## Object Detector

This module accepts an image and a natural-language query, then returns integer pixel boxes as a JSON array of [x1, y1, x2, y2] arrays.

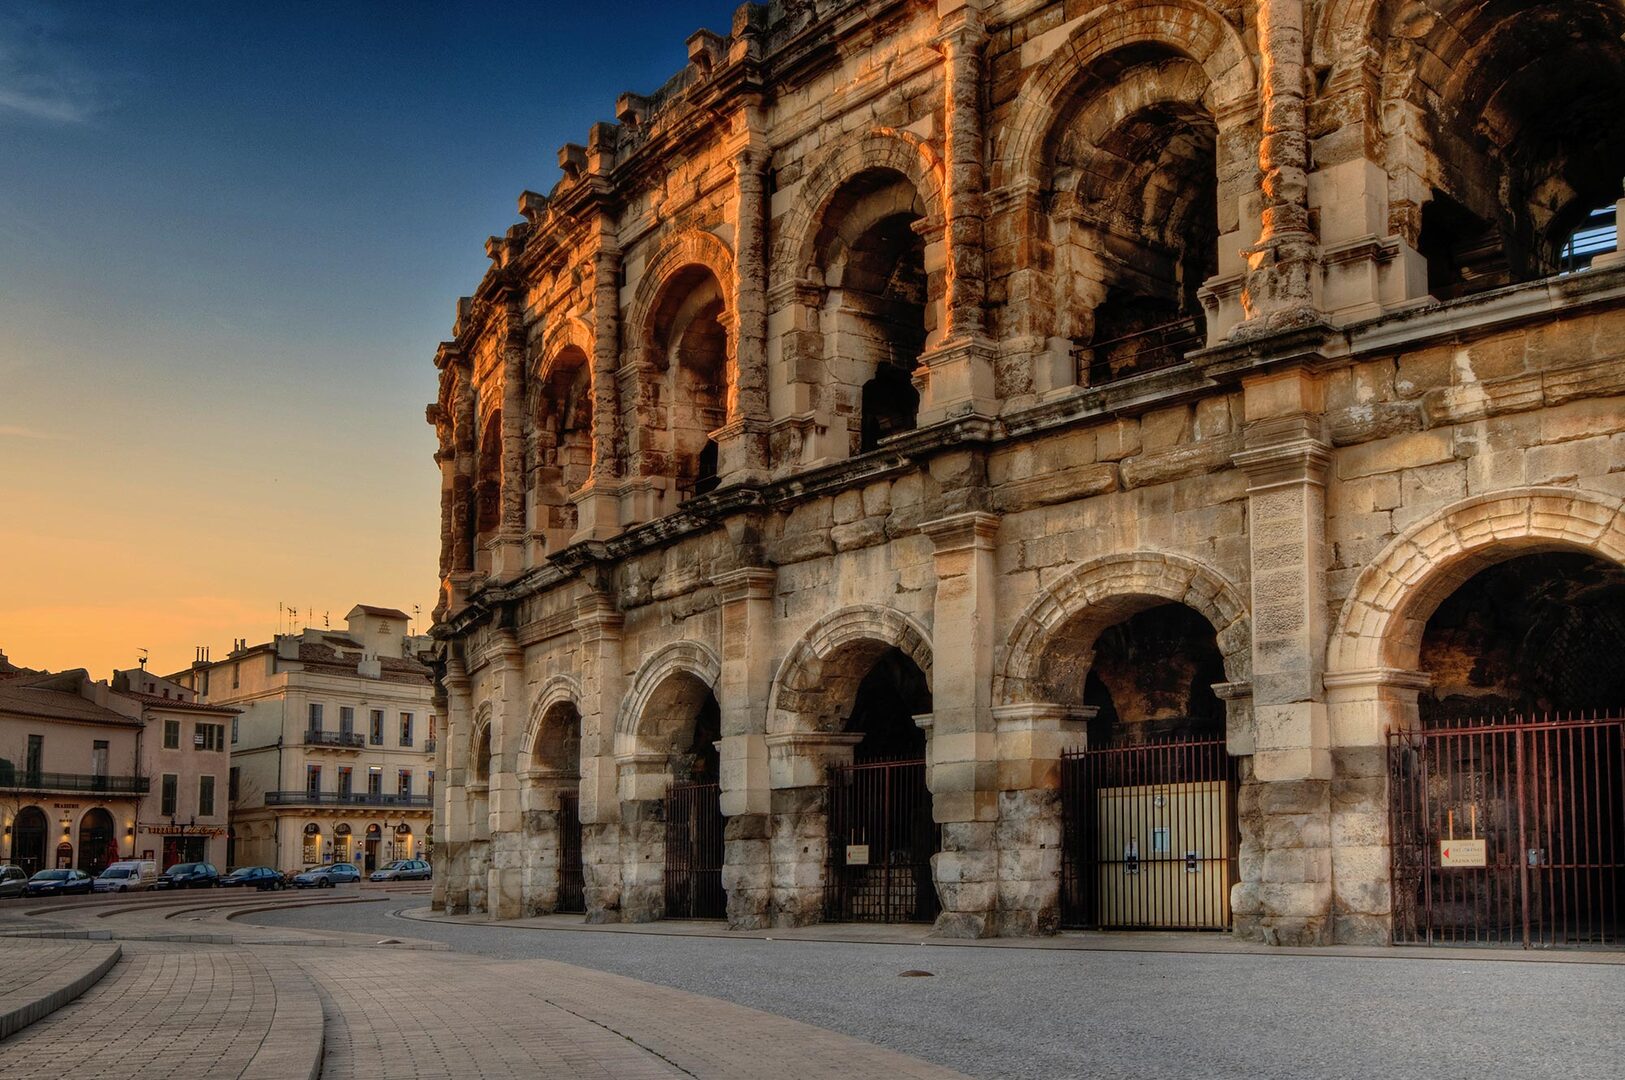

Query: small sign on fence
[[846, 844, 870, 866], [1440, 838, 1487, 868]]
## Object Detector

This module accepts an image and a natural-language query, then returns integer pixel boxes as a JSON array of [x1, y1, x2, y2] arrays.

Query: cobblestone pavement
[[249, 900, 1625, 1080]]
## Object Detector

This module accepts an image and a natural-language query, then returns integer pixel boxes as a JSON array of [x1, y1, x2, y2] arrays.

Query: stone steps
[[0, 940, 122, 1041]]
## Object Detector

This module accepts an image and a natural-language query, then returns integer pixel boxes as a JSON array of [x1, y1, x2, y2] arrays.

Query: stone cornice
[[1322, 668, 1433, 691], [715, 567, 776, 603], [920, 511, 1000, 553]]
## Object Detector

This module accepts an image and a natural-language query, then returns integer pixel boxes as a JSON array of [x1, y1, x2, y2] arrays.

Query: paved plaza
[[2, 886, 1622, 1079]]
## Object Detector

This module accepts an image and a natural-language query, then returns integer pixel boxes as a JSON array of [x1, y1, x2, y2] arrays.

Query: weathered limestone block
[[582, 822, 622, 924], [722, 812, 771, 929], [932, 821, 997, 938], [769, 785, 828, 927]]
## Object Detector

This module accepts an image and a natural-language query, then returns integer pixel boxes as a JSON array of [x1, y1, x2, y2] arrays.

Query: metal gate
[[663, 780, 725, 919], [1060, 736, 1238, 930], [557, 791, 585, 914], [825, 759, 940, 923], [1389, 713, 1624, 948]]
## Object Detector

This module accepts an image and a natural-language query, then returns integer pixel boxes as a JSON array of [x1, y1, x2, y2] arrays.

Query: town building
[[174, 606, 437, 874], [1, 653, 233, 874], [426, 0, 1625, 949]]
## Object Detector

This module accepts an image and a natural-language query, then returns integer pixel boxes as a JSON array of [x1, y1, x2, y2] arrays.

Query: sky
[[0, 0, 735, 678]]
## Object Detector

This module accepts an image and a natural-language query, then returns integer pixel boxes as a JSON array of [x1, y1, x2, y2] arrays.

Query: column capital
[[715, 566, 776, 603], [1232, 436, 1331, 491], [920, 510, 1000, 553], [1322, 667, 1432, 692], [573, 593, 623, 637]]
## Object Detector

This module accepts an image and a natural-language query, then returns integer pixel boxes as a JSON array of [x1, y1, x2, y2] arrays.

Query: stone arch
[[992, 0, 1256, 192], [767, 605, 935, 736], [520, 674, 584, 758], [535, 317, 594, 385], [771, 129, 946, 285], [613, 640, 722, 754], [1327, 488, 1625, 676], [995, 551, 1251, 707], [626, 230, 737, 359], [470, 702, 494, 783]]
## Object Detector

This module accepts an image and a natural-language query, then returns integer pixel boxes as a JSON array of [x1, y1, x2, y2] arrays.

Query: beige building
[[1, 654, 232, 874], [176, 606, 436, 874], [427, 0, 1625, 950]]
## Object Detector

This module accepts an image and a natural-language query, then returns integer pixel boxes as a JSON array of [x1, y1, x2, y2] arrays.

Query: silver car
[[369, 858, 431, 882], [0, 864, 27, 899]]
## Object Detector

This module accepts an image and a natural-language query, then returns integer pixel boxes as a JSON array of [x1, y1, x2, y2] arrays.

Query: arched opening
[[472, 724, 492, 784], [11, 805, 47, 875], [813, 169, 929, 453], [1392, 549, 1625, 946], [77, 808, 116, 875], [1042, 51, 1218, 382], [827, 646, 939, 924], [473, 411, 502, 573], [1039, 598, 1237, 931], [334, 822, 353, 866], [1403, 0, 1625, 298], [647, 266, 728, 499], [532, 348, 593, 549], [533, 700, 585, 915]]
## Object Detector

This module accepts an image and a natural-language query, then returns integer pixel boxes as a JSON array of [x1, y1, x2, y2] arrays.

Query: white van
[[93, 860, 157, 893]]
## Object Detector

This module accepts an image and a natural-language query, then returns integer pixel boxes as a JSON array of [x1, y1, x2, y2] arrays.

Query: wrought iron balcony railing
[[305, 729, 366, 749], [0, 769, 150, 795], [424, 738, 436, 754], [264, 790, 431, 808]]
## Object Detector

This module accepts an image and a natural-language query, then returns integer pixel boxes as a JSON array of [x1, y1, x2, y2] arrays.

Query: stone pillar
[[991, 703, 1093, 935], [486, 630, 525, 919], [920, 511, 1000, 937], [518, 767, 573, 915], [1324, 667, 1431, 943], [716, 568, 775, 928], [451, 358, 477, 601], [1237, 0, 1319, 335], [616, 752, 667, 923], [493, 315, 527, 578], [441, 655, 473, 914], [767, 732, 862, 926], [1230, 368, 1334, 944], [715, 137, 772, 485], [574, 590, 625, 922], [572, 214, 623, 543], [918, 2, 996, 425]]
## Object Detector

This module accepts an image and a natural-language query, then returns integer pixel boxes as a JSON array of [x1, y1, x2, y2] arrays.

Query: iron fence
[[825, 758, 940, 924], [558, 790, 585, 914], [664, 780, 726, 919]]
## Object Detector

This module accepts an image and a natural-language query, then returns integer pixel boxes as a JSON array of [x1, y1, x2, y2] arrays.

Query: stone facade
[[427, 0, 1625, 945]]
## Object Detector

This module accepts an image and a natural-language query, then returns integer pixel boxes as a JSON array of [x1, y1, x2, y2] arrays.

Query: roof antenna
[[137, 648, 149, 670]]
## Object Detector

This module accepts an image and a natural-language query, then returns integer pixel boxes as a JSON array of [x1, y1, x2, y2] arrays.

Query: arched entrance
[[11, 806, 47, 875], [528, 696, 584, 914], [825, 647, 939, 924], [77, 808, 117, 875], [364, 823, 382, 873], [1389, 551, 1625, 947], [333, 823, 353, 865]]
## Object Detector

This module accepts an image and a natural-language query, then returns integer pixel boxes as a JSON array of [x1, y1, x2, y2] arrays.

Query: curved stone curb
[[0, 942, 121, 1042], [239, 953, 324, 1080]]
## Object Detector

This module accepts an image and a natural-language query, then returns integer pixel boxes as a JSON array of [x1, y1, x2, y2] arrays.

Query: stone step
[[0, 940, 122, 1041]]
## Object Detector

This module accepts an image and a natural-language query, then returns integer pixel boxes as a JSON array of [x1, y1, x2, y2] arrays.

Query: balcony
[[264, 790, 432, 808], [305, 729, 365, 749], [424, 738, 436, 754], [0, 769, 150, 795]]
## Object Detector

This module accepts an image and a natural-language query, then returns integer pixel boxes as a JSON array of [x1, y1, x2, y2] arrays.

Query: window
[[339, 706, 355, 735], [367, 767, 382, 796], [338, 766, 353, 797], [231, 717, 239, 744], [398, 769, 412, 797], [163, 720, 180, 749], [26, 734, 42, 775], [428, 770, 435, 799], [231, 663, 240, 690], [92, 740, 109, 778], [198, 775, 216, 817], [229, 767, 239, 802], [306, 764, 322, 794], [400, 713, 414, 747], [308, 703, 323, 731], [201, 669, 210, 697], [161, 774, 178, 816], [195, 723, 224, 752], [369, 710, 384, 745]]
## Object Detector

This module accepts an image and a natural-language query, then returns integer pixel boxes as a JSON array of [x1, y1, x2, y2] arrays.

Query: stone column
[[485, 630, 526, 919], [493, 314, 527, 578], [429, 681, 450, 911], [616, 752, 668, 922], [767, 732, 862, 926], [1238, 0, 1319, 335], [991, 703, 1093, 935], [1324, 666, 1431, 943], [519, 766, 571, 915], [918, 2, 996, 425], [572, 215, 623, 542], [715, 138, 772, 485], [441, 655, 473, 914], [1230, 368, 1334, 945], [574, 590, 624, 922], [920, 510, 1000, 937], [716, 567, 775, 928], [451, 358, 477, 599]]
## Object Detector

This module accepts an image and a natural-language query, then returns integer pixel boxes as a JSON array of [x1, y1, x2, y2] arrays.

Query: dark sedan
[[152, 862, 221, 890], [221, 866, 286, 891], [292, 862, 360, 888], [369, 859, 431, 882], [22, 868, 94, 897]]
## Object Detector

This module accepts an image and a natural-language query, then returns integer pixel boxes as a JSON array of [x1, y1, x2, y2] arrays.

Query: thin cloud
[[0, 424, 62, 439], [0, 10, 104, 126]]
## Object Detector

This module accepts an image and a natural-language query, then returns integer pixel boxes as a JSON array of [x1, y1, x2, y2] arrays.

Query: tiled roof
[[119, 690, 242, 715], [0, 673, 143, 726], [349, 604, 411, 620]]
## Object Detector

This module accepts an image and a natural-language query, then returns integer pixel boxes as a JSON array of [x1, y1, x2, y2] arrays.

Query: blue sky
[[0, 1, 735, 674]]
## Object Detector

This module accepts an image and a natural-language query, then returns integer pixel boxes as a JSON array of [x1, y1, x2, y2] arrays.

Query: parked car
[[221, 866, 286, 891], [0, 864, 29, 899], [291, 863, 360, 888], [93, 860, 158, 893], [369, 859, 432, 882], [23, 868, 94, 897], [152, 862, 221, 890]]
